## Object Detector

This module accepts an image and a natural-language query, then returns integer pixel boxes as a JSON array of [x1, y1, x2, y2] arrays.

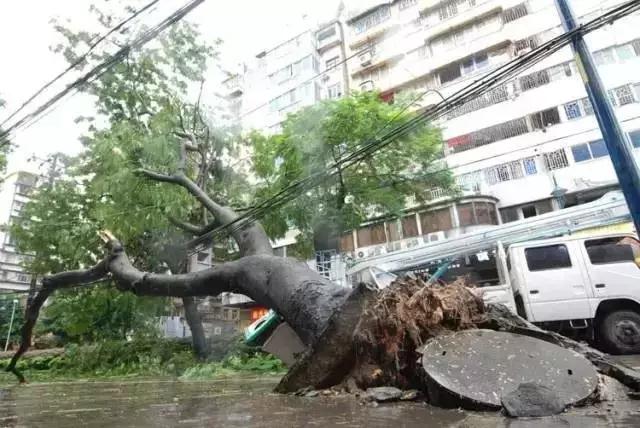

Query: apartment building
[[329, 0, 640, 260], [0, 171, 37, 292], [225, 15, 350, 135]]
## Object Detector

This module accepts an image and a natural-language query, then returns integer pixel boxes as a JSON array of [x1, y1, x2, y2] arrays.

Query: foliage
[[0, 97, 9, 175], [0, 294, 24, 347], [251, 91, 452, 255], [10, 2, 246, 343], [0, 338, 285, 384]]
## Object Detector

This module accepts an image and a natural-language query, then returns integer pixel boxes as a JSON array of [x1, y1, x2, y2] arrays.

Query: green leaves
[[250, 91, 453, 249]]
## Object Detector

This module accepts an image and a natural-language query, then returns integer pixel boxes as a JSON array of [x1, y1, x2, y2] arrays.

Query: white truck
[[503, 233, 640, 354], [346, 192, 640, 354]]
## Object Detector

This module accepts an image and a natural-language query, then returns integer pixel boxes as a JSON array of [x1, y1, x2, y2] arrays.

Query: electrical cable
[[0, 0, 206, 144], [0, 0, 162, 128], [185, 0, 640, 250]]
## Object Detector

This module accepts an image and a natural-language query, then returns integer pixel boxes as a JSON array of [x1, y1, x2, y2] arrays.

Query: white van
[[505, 233, 640, 354]]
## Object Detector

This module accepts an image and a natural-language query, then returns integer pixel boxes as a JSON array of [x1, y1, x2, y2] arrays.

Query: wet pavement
[[0, 372, 638, 428]]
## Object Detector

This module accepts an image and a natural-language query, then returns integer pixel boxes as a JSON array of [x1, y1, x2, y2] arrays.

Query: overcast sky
[[0, 0, 375, 172]]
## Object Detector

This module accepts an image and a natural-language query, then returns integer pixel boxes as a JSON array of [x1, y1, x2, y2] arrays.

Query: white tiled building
[[224, 0, 640, 270], [0, 171, 37, 292]]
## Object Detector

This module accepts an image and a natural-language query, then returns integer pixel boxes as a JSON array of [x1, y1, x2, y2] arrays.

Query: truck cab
[[507, 233, 640, 354]]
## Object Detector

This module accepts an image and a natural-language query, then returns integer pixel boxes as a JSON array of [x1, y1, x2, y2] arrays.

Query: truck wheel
[[598, 310, 640, 354]]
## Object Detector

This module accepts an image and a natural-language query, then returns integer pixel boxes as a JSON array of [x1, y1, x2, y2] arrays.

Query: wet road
[[0, 373, 638, 428]]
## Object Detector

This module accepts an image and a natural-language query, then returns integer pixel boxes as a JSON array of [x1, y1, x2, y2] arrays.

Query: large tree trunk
[[182, 297, 208, 360]]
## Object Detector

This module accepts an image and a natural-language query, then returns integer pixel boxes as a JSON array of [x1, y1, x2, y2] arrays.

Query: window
[[420, 208, 452, 234], [457, 203, 475, 227], [196, 251, 209, 263], [399, 0, 417, 10], [571, 140, 608, 162], [614, 85, 636, 106], [520, 70, 550, 92], [530, 108, 560, 130], [594, 48, 615, 66], [581, 98, 594, 116], [353, 5, 391, 34], [327, 83, 341, 99], [525, 245, 572, 271], [585, 237, 638, 265], [500, 208, 520, 223], [571, 143, 591, 163], [317, 27, 336, 42], [543, 149, 569, 171], [521, 205, 537, 219], [629, 130, 640, 148], [325, 56, 339, 70], [616, 45, 635, 62], [357, 223, 386, 247], [439, 62, 462, 84], [523, 158, 537, 175], [564, 101, 582, 120], [502, 3, 528, 24], [589, 139, 608, 158], [398, 216, 417, 238]]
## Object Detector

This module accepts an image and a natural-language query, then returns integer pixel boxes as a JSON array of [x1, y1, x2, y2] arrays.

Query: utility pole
[[4, 299, 18, 352], [555, 0, 640, 234]]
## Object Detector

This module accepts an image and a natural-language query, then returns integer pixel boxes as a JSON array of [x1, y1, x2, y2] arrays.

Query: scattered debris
[[364, 387, 404, 403], [352, 277, 485, 389], [501, 383, 566, 417]]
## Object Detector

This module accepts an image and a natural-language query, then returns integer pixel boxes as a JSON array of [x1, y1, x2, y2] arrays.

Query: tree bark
[[182, 296, 208, 360]]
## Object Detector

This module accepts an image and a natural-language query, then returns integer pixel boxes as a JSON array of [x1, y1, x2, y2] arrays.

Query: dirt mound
[[350, 276, 486, 389]]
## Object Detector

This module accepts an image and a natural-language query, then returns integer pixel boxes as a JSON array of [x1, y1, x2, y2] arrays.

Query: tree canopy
[[251, 91, 452, 255], [10, 3, 243, 342]]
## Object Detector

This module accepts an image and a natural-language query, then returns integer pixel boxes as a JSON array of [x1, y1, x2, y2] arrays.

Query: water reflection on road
[[0, 376, 638, 427]]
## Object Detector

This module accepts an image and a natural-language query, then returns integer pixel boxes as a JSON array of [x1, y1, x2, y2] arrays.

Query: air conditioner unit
[[356, 250, 366, 259], [406, 238, 420, 248], [359, 51, 373, 66], [426, 231, 446, 243]]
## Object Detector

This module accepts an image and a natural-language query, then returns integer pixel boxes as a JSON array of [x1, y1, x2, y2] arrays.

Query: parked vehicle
[[504, 233, 640, 354]]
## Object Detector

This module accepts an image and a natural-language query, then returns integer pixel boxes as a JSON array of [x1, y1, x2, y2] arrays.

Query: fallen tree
[[7, 138, 640, 412]]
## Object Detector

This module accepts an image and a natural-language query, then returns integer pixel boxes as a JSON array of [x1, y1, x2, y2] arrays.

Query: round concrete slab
[[421, 329, 598, 409]]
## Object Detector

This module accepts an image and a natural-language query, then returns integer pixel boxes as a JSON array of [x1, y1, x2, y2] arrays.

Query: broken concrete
[[501, 383, 566, 417], [420, 330, 599, 410]]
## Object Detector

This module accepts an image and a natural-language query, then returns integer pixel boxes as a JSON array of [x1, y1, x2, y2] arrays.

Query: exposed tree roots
[[350, 276, 486, 389]]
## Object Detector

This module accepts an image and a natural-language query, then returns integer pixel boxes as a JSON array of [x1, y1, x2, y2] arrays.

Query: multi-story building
[[329, 0, 640, 261], [225, 14, 350, 134], [221, 0, 640, 282], [0, 171, 38, 292]]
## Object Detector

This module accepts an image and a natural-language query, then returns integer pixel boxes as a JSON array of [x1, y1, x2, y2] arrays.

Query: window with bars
[[614, 85, 636, 106], [484, 161, 524, 185], [519, 69, 550, 92], [581, 98, 594, 115], [399, 0, 417, 10], [502, 3, 528, 24], [564, 101, 582, 120], [543, 149, 569, 171], [523, 157, 537, 175], [353, 5, 391, 34], [530, 107, 561, 130]]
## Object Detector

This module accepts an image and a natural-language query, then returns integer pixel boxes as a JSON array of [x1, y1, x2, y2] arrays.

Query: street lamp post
[[4, 299, 19, 352]]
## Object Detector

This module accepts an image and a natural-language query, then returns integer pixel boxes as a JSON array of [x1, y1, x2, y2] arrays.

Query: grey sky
[[0, 0, 356, 172]]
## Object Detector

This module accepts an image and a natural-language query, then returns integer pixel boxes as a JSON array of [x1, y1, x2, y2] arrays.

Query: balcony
[[223, 75, 244, 98], [316, 24, 342, 52]]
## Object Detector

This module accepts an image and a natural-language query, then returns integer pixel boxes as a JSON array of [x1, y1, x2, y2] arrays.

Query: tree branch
[[137, 168, 272, 256]]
